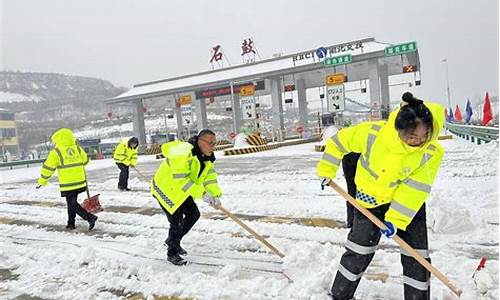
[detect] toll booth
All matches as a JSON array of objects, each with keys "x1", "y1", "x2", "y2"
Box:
[
  {"x1": 78, "y1": 139, "x2": 101, "y2": 159},
  {"x1": 151, "y1": 133, "x2": 176, "y2": 144},
  {"x1": 78, "y1": 138, "x2": 118, "y2": 159}
]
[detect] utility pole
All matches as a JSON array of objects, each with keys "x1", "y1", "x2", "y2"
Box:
[{"x1": 442, "y1": 59, "x2": 452, "y2": 110}]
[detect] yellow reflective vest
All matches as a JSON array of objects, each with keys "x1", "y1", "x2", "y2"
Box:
[
  {"x1": 151, "y1": 140, "x2": 222, "y2": 214},
  {"x1": 113, "y1": 140, "x2": 138, "y2": 166},
  {"x1": 317, "y1": 102, "x2": 445, "y2": 230},
  {"x1": 38, "y1": 128, "x2": 89, "y2": 191}
]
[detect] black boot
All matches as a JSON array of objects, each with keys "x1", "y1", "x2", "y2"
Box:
[
  {"x1": 164, "y1": 239, "x2": 187, "y2": 255},
  {"x1": 168, "y1": 254, "x2": 187, "y2": 266},
  {"x1": 66, "y1": 223, "x2": 76, "y2": 230},
  {"x1": 178, "y1": 245, "x2": 188, "y2": 256},
  {"x1": 88, "y1": 215, "x2": 98, "y2": 231}
]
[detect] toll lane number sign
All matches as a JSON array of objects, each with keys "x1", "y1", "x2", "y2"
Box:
[{"x1": 327, "y1": 85, "x2": 345, "y2": 112}]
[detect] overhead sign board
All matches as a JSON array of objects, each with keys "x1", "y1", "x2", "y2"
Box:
[
  {"x1": 327, "y1": 85, "x2": 345, "y2": 113},
  {"x1": 195, "y1": 80, "x2": 265, "y2": 99},
  {"x1": 179, "y1": 95, "x2": 192, "y2": 105},
  {"x1": 384, "y1": 41, "x2": 417, "y2": 56},
  {"x1": 292, "y1": 40, "x2": 364, "y2": 62},
  {"x1": 241, "y1": 96, "x2": 256, "y2": 119},
  {"x1": 181, "y1": 105, "x2": 193, "y2": 124},
  {"x1": 240, "y1": 85, "x2": 255, "y2": 96},
  {"x1": 326, "y1": 73, "x2": 346, "y2": 86},
  {"x1": 402, "y1": 65, "x2": 417, "y2": 73},
  {"x1": 324, "y1": 54, "x2": 352, "y2": 67}
]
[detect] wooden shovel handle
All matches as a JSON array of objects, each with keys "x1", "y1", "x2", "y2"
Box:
[
  {"x1": 83, "y1": 169, "x2": 91, "y2": 199},
  {"x1": 217, "y1": 205, "x2": 285, "y2": 258},
  {"x1": 132, "y1": 166, "x2": 149, "y2": 182}
]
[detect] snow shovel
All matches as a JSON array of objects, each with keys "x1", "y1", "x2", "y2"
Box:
[
  {"x1": 217, "y1": 205, "x2": 285, "y2": 258},
  {"x1": 327, "y1": 181, "x2": 463, "y2": 298},
  {"x1": 81, "y1": 171, "x2": 102, "y2": 214}
]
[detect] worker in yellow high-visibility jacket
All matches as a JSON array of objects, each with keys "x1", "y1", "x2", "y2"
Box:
[
  {"x1": 151, "y1": 129, "x2": 222, "y2": 265},
  {"x1": 317, "y1": 92, "x2": 445, "y2": 300},
  {"x1": 113, "y1": 137, "x2": 138, "y2": 191},
  {"x1": 36, "y1": 128, "x2": 98, "y2": 230}
]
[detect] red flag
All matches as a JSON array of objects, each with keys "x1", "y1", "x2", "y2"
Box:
[
  {"x1": 454, "y1": 105, "x2": 463, "y2": 122},
  {"x1": 482, "y1": 92, "x2": 493, "y2": 126}
]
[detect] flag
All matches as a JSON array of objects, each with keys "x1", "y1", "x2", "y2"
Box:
[
  {"x1": 482, "y1": 92, "x2": 493, "y2": 126},
  {"x1": 465, "y1": 99, "x2": 473, "y2": 123},
  {"x1": 447, "y1": 107, "x2": 454, "y2": 122},
  {"x1": 454, "y1": 104, "x2": 463, "y2": 122}
]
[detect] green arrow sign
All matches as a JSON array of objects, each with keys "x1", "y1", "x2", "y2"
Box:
[
  {"x1": 324, "y1": 54, "x2": 352, "y2": 67},
  {"x1": 384, "y1": 41, "x2": 417, "y2": 56}
]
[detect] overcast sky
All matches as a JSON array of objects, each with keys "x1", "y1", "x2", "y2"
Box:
[{"x1": 1, "y1": 0, "x2": 498, "y2": 108}]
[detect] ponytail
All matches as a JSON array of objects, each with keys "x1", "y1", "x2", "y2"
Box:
[{"x1": 395, "y1": 92, "x2": 433, "y2": 139}]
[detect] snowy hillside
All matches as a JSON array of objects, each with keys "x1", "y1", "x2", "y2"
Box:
[
  {"x1": 0, "y1": 138, "x2": 497, "y2": 300},
  {"x1": 0, "y1": 91, "x2": 44, "y2": 103}
]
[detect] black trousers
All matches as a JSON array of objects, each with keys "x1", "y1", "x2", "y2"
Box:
[
  {"x1": 331, "y1": 204, "x2": 430, "y2": 300},
  {"x1": 116, "y1": 163, "x2": 129, "y2": 189},
  {"x1": 65, "y1": 190, "x2": 95, "y2": 226},
  {"x1": 159, "y1": 196, "x2": 200, "y2": 256},
  {"x1": 341, "y1": 153, "x2": 360, "y2": 227}
]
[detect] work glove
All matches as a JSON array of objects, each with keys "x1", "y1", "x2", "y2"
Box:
[
  {"x1": 203, "y1": 194, "x2": 221, "y2": 207},
  {"x1": 380, "y1": 221, "x2": 397, "y2": 238},
  {"x1": 320, "y1": 177, "x2": 332, "y2": 190}
]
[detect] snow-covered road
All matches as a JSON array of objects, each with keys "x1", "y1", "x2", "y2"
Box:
[{"x1": 0, "y1": 138, "x2": 497, "y2": 300}]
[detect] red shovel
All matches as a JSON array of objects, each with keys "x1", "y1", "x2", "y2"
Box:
[
  {"x1": 81, "y1": 171, "x2": 102, "y2": 213},
  {"x1": 82, "y1": 189, "x2": 102, "y2": 213}
]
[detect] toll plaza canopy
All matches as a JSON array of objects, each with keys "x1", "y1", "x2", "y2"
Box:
[{"x1": 105, "y1": 37, "x2": 421, "y2": 144}]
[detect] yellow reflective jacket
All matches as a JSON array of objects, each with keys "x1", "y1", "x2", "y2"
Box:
[
  {"x1": 317, "y1": 102, "x2": 445, "y2": 230},
  {"x1": 38, "y1": 128, "x2": 89, "y2": 191},
  {"x1": 151, "y1": 140, "x2": 222, "y2": 214},
  {"x1": 113, "y1": 139, "x2": 138, "y2": 166}
]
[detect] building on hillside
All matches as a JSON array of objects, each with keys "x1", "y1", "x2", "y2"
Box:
[{"x1": 0, "y1": 108, "x2": 20, "y2": 161}]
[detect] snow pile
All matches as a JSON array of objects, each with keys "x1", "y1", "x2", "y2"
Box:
[
  {"x1": 428, "y1": 138, "x2": 498, "y2": 236},
  {"x1": 473, "y1": 268, "x2": 497, "y2": 296},
  {"x1": 428, "y1": 204, "x2": 475, "y2": 234},
  {"x1": 233, "y1": 133, "x2": 251, "y2": 149},
  {"x1": 283, "y1": 242, "x2": 338, "y2": 295}
]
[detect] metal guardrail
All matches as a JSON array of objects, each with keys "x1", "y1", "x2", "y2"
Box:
[
  {"x1": 0, "y1": 159, "x2": 45, "y2": 170},
  {"x1": 446, "y1": 122, "x2": 499, "y2": 144}
]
